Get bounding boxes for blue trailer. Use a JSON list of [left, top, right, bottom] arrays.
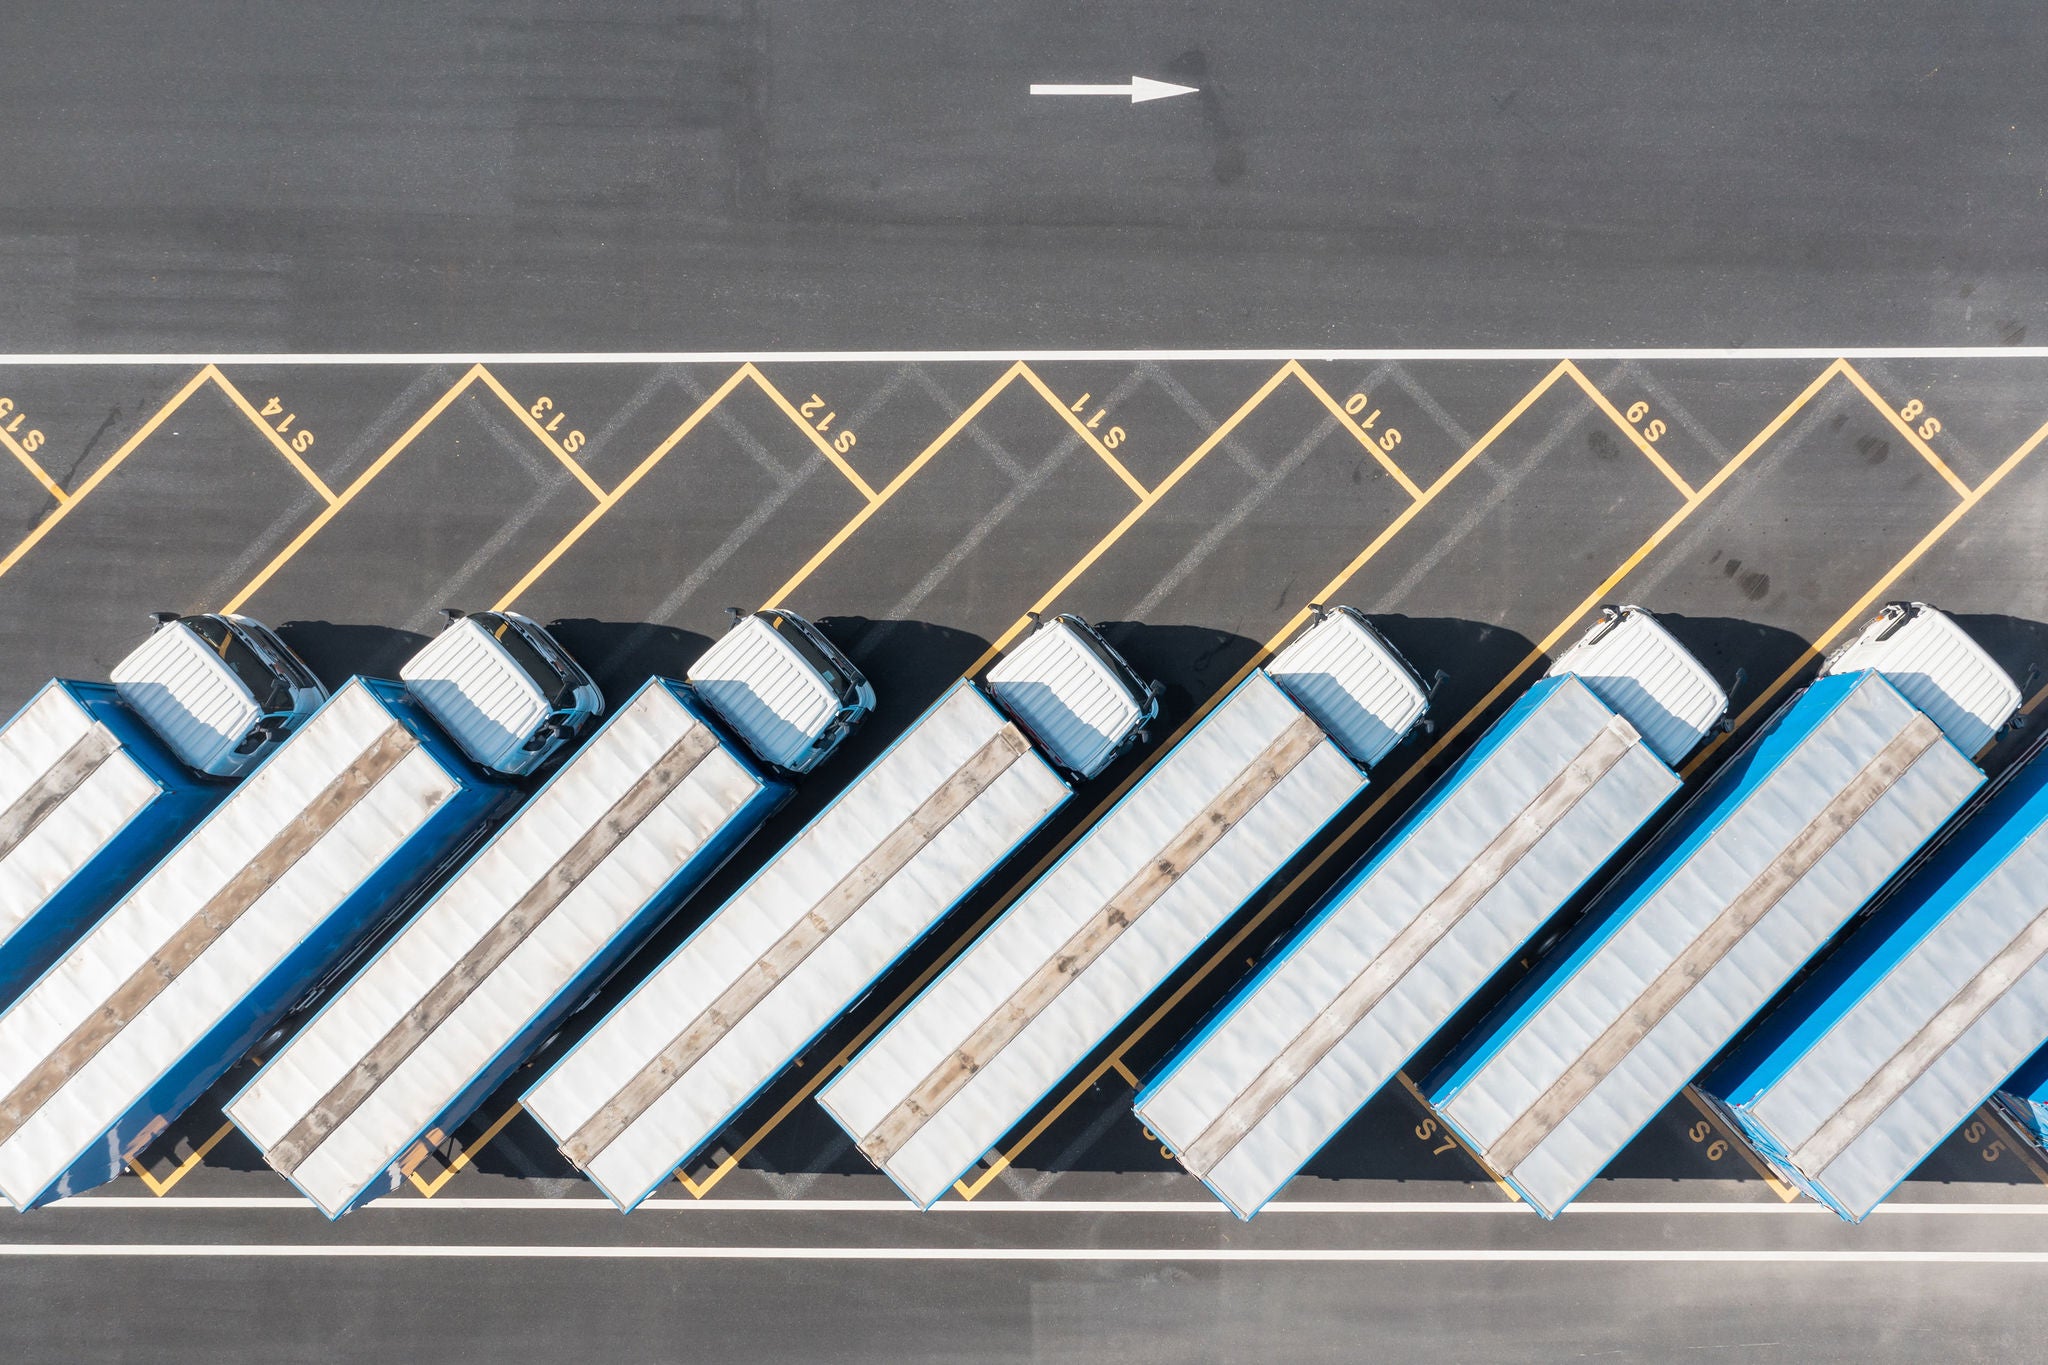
[[817, 607, 1434, 1209], [0, 681, 223, 1006], [1133, 608, 1727, 1219], [221, 609, 880, 1217], [519, 615, 1159, 1212], [0, 679, 504, 1209], [1699, 738, 2048, 1220], [1424, 605, 2016, 1218], [223, 678, 792, 1217]]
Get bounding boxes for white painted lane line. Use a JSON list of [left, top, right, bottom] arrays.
[[3, 349, 2048, 365], [3, 1244, 2047, 1261], [42, 1198, 2048, 1215]]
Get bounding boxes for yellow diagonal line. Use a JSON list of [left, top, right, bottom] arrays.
[[1013, 362, 1151, 499], [760, 362, 1036, 611], [1560, 359, 1697, 499], [471, 366, 609, 502], [0, 425, 67, 505], [1289, 360, 1426, 500], [1681, 401, 2048, 778], [1683, 1089, 1799, 1201], [1395, 1069, 1520, 1201], [124, 1120, 237, 1198], [492, 367, 755, 611], [0, 366, 215, 584], [1984, 1104, 2048, 1190], [223, 366, 487, 613], [961, 361, 1302, 675], [742, 363, 881, 502], [405, 1101, 526, 1198], [204, 365, 341, 505], [1836, 361, 1974, 499]]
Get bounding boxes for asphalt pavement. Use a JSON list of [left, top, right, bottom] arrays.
[[4, 3, 2048, 1362], [0, 1, 2044, 351]]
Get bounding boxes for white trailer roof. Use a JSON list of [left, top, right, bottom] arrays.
[[1824, 604, 2020, 757], [110, 622, 263, 775], [1432, 674, 1984, 1217], [225, 681, 773, 1217], [984, 617, 1145, 779], [687, 615, 841, 772], [1547, 607, 1729, 765], [1135, 676, 1679, 1218], [401, 617, 553, 773], [523, 682, 1070, 1209], [0, 687, 166, 952], [818, 671, 1369, 1207], [1266, 609, 1429, 769], [0, 682, 467, 1208], [1718, 803, 2048, 1221]]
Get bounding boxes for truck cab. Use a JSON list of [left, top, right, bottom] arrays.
[[984, 613, 1162, 779], [1821, 601, 2022, 758], [401, 610, 605, 777], [686, 609, 875, 775], [110, 612, 328, 778]]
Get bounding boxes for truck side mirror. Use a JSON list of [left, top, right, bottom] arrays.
[[149, 611, 180, 629]]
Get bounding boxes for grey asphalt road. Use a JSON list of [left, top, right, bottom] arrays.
[[0, 1, 2043, 351], [5, 3, 2048, 1362]]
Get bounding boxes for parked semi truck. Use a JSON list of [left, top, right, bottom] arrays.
[[1134, 607, 1727, 1219], [1423, 604, 2018, 1217], [223, 609, 874, 1217], [0, 613, 326, 1004], [1699, 732, 2048, 1220], [817, 606, 1432, 1208], [519, 613, 1159, 1211], [0, 611, 614, 1209]]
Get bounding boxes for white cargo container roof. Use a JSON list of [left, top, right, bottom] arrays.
[[226, 681, 773, 1218], [1134, 675, 1680, 1219], [1266, 609, 1429, 769], [1745, 822, 2048, 1220], [111, 622, 263, 775], [522, 681, 1071, 1210], [985, 617, 1146, 779], [0, 687, 165, 949], [0, 682, 469, 1209], [401, 617, 554, 773], [686, 615, 841, 771], [818, 671, 1369, 1207], [1547, 607, 1727, 766], [1823, 604, 2019, 757], [1431, 673, 1984, 1218]]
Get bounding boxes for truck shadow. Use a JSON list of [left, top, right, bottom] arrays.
[[271, 621, 430, 690], [536, 618, 711, 703]]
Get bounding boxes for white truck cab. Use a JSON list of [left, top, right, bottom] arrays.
[[985, 613, 1162, 779], [1548, 604, 1730, 765], [1822, 601, 2022, 758], [686, 609, 876, 774], [110, 612, 328, 779], [401, 610, 605, 777]]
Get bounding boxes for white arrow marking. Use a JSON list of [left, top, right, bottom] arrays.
[[1030, 76, 1198, 104]]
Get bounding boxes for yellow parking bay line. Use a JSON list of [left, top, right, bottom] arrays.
[[0, 425, 68, 506], [125, 1121, 238, 1199], [1680, 407, 2048, 778]]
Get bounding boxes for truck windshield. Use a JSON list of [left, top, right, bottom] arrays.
[[762, 613, 853, 704], [471, 612, 577, 709], [183, 616, 291, 712]]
